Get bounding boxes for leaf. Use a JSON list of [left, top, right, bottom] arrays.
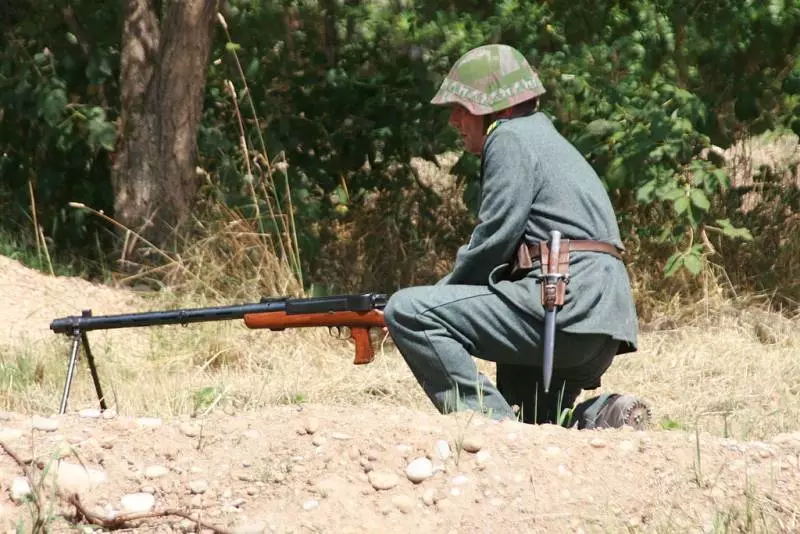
[[635, 179, 657, 203], [683, 252, 703, 275], [41, 88, 67, 125], [690, 189, 710, 211], [663, 252, 684, 277], [674, 196, 690, 215], [585, 119, 620, 138], [715, 219, 754, 241], [225, 42, 241, 52]]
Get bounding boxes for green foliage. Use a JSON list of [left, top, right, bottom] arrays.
[[1, 0, 798, 289]]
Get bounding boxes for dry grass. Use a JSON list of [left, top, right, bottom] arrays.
[[2, 273, 797, 444]]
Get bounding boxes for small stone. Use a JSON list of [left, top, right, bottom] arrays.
[[0, 428, 23, 441], [79, 408, 101, 419], [304, 418, 320, 435], [617, 440, 636, 453], [233, 521, 268, 534], [136, 417, 162, 429], [140, 485, 156, 494], [10, 477, 32, 503], [188, 480, 209, 494], [100, 438, 114, 449], [311, 436, 327, 447], [394, 444, 412, 457], [460, 436, 483, 453], [331, 432, 352, 440], [392, 494, 414, 514], [589, 438, 608, 448], [452, 474, 469, 485], [422, 488, 436, 506], [368, 470, 399, 491], [303, 499, 319, 511], [474, 450, 491, 468], [434, 440, 451, 460], [180, 423, 201, 437], [405, 457, 434, 483], [120, 492, 155, 513], [101, 409, 117, 419], [32, 416, 59, 432], [54, 461, 107, 494], [543, 445, 562, 456], [144, 465, 170, 479]]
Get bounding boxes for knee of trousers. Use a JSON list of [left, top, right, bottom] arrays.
[[383, 287, 426, 333]]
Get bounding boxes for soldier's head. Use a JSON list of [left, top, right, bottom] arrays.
[[431, 44, 546, 155]]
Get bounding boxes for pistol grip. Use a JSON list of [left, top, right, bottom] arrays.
[[351, 327, 375, 365]]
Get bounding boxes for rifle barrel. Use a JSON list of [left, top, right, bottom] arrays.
[[49, 301, 288, 334], [49, 293, 388, 335]]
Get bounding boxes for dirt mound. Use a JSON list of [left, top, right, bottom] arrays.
[[1, 256, 799, 533], [2, 405, 799, 533]]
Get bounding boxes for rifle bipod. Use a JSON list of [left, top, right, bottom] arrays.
[[59, 310, 108, 415]]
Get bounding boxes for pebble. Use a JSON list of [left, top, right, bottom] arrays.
[[452, 474, 469, 485], [392, 494, 414, 513], [405, 457, 434, 483], [10, 477, 32, 503], [543, 445, 562, 456], [0, 428, 23, 441], [434, 440, 451, 460], [188, 479, 209, 494], [589, 438, 608, 448], [144, 465, 170, 479], [304, 418, 320, 435], [101, 409, 117, 419], [54, 461, 107, 494], [460, 436, 483, 453], [121, 492, 155, 513], [303, 499, 319, 510], [32, 416, 59, 432], [136, 417, 162, 429], [474, 450, 491, 468], [368, 470, 399, 491], [79, 408, 101, 419], [180, 423, 202, 437], [233, 521, 268, 534], [311, 436, 327, 447], [422, 488, 436, 506], [331, 432, 352, 440]]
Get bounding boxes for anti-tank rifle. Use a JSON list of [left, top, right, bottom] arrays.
[[49, 293, 387, 414]]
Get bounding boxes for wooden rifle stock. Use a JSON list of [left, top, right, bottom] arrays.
[[243, 310, 386, 364]]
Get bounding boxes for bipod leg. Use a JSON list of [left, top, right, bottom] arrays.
[[59, 329, 82, 415], [80, 331, 107, 411]]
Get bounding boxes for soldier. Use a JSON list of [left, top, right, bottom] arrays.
[[383, 44, 650, 429]]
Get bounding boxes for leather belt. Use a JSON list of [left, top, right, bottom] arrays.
[[510, 238, 623, 278], [526, 239, 622, 262]]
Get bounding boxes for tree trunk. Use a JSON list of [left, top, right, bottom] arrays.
[[112, 0, 220, 259]]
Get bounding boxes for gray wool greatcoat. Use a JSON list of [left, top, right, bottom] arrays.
[[383, 111, 638, 420], [441, 112, 638, 351]]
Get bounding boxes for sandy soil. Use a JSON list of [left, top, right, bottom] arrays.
[[1, 255, 799, 533]]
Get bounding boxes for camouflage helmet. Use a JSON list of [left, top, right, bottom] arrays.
[[430, 44, 546, 116]]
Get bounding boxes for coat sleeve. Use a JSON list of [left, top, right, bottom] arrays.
[[444, 127, 541, 285]]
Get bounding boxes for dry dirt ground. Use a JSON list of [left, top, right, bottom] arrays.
[[1, 256, 799, 533]]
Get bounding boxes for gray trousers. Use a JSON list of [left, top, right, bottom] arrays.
[[383, 284, 617, 424]]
